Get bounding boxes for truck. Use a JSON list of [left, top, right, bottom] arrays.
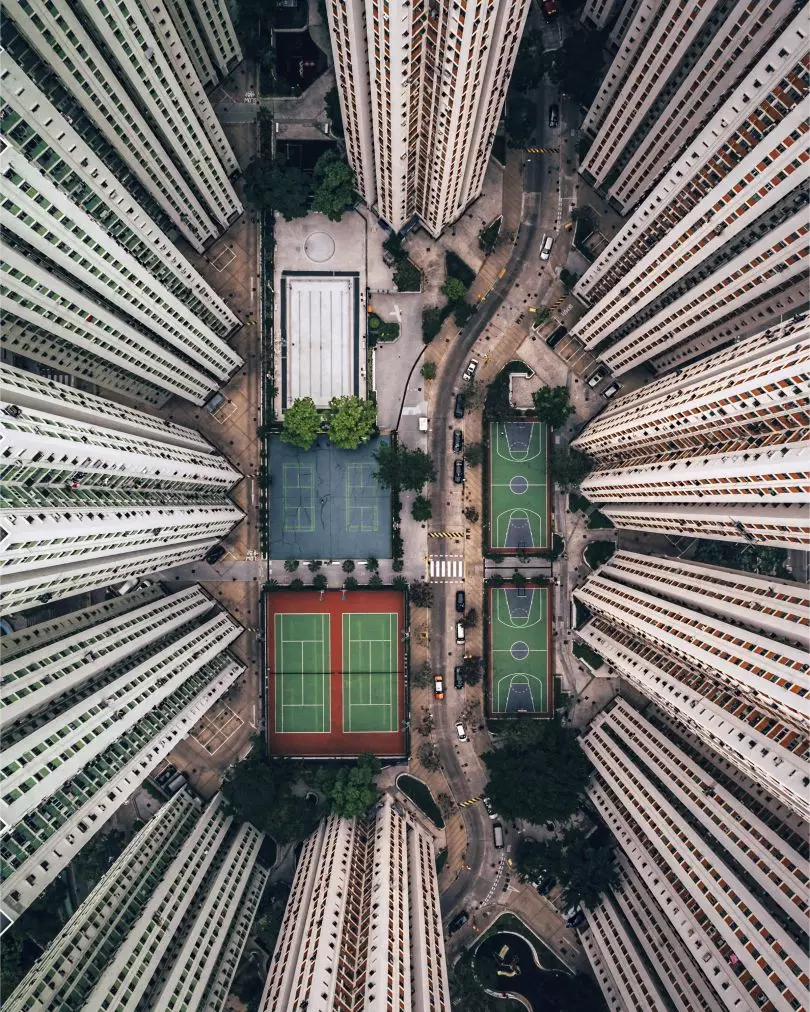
[[492, 822, 504, 849]]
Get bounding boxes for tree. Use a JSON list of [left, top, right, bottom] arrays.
[[448, 958, 499, 1012], [342, 559, 355, 573], [454, 301, 475, 327], [421, 361, 437, 380], [369, 573, 383, 587], [463, 506, 480, 523], [560, 267, 579, 289], [393, 575, 408, 590], [345, 576, 358, 589], [365, 556, 379, 572], [411, 495, 432, 521], [325, 754, 381, 817], [460, 655, 483, 685], [312, 151, 355, 220], [533, 386, 575, 429], [374, 442, 436, 492], [312, 574, 328, 589], [464, 443, 483, 467], [442, 276, 467, 302], [221, 746, 324, 844], [289, 577, 304, 589], [284, 559, 300, 573], [409, 581, 433, 607], [308, 560, 322, 572], [483, 718, 591, 824], [281, 397, 322, 450], [521, 831, 619, 910], [393, 259, 422, 291], [418, 742, 441, 771], [437, 793, 456, 819], [243, 157, 312, 219], [463, 608, 478, 629], [550, 446, 593, 490], [511, 570, 527, 586], [485, 368, 513, 421], [488, 573, 505, 587], [693, 539, 793, 579], [327, 396, 376, 449], [550, 28, 608, 107], [422, 306, 444, 342], [411, 660, 434, 688], [505, 94, 535, 147]]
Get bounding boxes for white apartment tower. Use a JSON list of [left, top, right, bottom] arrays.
[[580, 0, 799, 213], [571, 17, 809, 375], [572, 317, 810, 548], [262, 793, 451, 1012], [580, 699, 809, 1012], [0, 368, 243, 615], [0, 588, 245, 926], [574, 551, 810, 819], [0, 1, 245, 405], [5, 790, 268, 1012], [326, 0, 531, 237]]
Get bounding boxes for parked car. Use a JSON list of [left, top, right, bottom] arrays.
[[462, 358, 479, 382], [537, 877, 556, 896], [586, 367, 607, 388], [546, 325, 567, 347], [453, 393, 465, 419], [434, 674, 445, 700], [452, 429, 464, 453], [205, 544, 226, 564], [540, 235, 554, 260], [454, 665, 465, 690], [548, 104, 559, 128], [482, 796, 498, 820], [567, 911, 586, 929], [455, 721, 467, 742], [456, 621, 465, 643], [603, 382, 621, 399], [448, 910, 469, 935], [455, 590, 466, 612], [453, 459, 465, 484]]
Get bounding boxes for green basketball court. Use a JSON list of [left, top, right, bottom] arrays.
[[489, 420, 549, 552], [489, 586, 551, 715], [274, 613, 331, 732], [342, 613, 399, 732]]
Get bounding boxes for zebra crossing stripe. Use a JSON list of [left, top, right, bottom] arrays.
[[428, 531, 464, 538], [458, 797, 481, 807]]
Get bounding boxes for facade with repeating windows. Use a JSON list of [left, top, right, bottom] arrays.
[[6, 790, 266, 1012], [0, 594, 244, 926], [262, 793, 451, 1011], [574, 551, 810, 819], [572, 18, 809, 374], [580, 0, 799, 214], [580, 699, 809, 1011], [326, 0, 530, 237], [572, 318, 810, 547]]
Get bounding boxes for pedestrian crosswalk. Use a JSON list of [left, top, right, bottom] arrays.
[[458, 796, 481, 808], [427, 555, 464, 583]]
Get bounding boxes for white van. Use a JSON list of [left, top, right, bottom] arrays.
[[455, 721, 468, 742], [456, 621, 465, 643], [540, 235, 554, 260]]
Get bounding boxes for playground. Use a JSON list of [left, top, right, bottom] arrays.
[[488, 420, 549, 553], [488, 585, 552, 716], [266, 589, 406, 757]]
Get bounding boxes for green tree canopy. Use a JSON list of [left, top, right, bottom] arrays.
[[243, 157, 312, 219], [411, 660, 434, 688], [312, 151, 355, 221], [442, 276, 467, 302], [505, 94, 535, 148], [409, 581, 433, 607], [421, 361, 437, 380], [483, 717, 591, 825], [464, 443, 483, 467], [533, 385, 575, 428], [549, 28, 608, 107], [549, 446, 593, 490], [518, 831, 619, 910], [221, 745, 324, 844], [319, 754, 381, 817], [411, 495, 432, 521], [281, 397, 322, 450], [327, 395, 377, 449], [374, 442, 436, 492]]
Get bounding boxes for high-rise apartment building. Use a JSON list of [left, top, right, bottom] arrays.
[[261, 793, 451, 1012], [0, 368, 243, 615], [5, 790, 267, 1012], [580, 0, 798, 213], [1, 1, 246, 406], [571, 17, 809, 374], [326, 0, 530, 237], [579, 698, 809, 1011], [0, 588, 245, 925], [574, 551, 810, 819], [571, 317, 810, 548]]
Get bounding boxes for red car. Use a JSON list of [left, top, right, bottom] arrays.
[[542, 0, 557, 15]]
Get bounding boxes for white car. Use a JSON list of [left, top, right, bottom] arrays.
[[540, 235, 554, 260], [462, 358, 478, 382], [587, 368, 607, 388], [455, 721, 468, 742]]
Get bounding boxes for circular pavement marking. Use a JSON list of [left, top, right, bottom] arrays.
[[510, 641, 530, 660], [509, 475, 529, 494], [304, 231, 336, 263]]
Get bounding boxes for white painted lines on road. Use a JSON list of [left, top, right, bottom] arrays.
[[427, 555, 465, 583]]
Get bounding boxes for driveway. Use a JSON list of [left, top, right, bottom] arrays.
[[370, 292, 426, 432]]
